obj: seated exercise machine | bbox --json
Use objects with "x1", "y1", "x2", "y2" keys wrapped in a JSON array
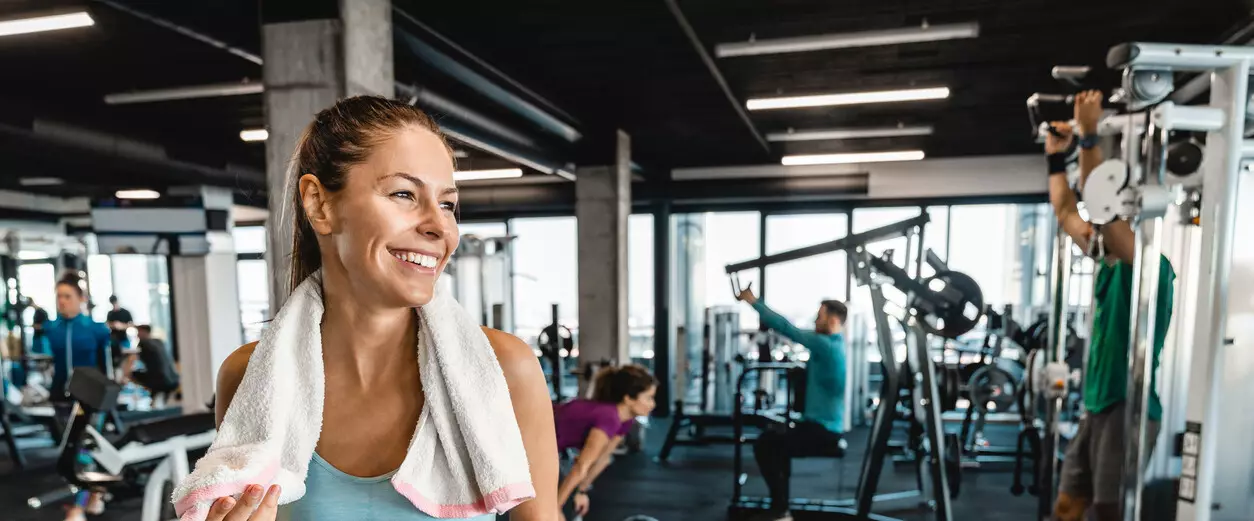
[
  {"x1": 28, "y1": 367, "x2": 215, "y2": 521},
  {"x1": 659, "y1": 306, "x2": 793, "y2": 461},
  {"x1": 724, "y1": 214, "x2": 981, "y2": 521}
]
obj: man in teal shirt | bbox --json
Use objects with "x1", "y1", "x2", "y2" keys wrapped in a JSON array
[
  {"x1": 736, "y1": 284, "x2": 847, "y2": 521},
  {"x1": 1046, "y1": 91, "x2": 1176, "y2": 521}
]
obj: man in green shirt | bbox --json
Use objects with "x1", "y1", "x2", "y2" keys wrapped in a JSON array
[
  {"x1": 735, "y1": 284, "x2": 847, "y2": 521},
  {"x1": 1045, "y1": 90, "x2": 1177, "y2": 521}
]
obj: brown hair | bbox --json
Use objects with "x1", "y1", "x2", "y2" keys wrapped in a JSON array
[
  {"x1": 285, "y1": 95, "x2": 453, "y2": 294},
  {"x1": 591, "y1": 364, "x2": 657, "y2": 404},
  {"x1": 821, "y1": 300, "x2": 848, "y2": 323},
  {"x1": 56, "y1": 273, "x2": 84, "y2": 297}
]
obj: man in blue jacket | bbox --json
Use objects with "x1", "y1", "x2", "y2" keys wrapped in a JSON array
[
  {"x1": 45, "y1": 276, "x2": 112, "y2": 400},
  {"x1": 737, "y1": 284, "x2": 847, "y2": 521}
]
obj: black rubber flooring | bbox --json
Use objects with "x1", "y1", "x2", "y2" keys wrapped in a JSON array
[{"x1": 0, "y1": 418, "x2": 1037, "y2": 521}]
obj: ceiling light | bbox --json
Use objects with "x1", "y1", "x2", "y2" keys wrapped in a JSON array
[
  {"x1": 766, "y1": 125, "x2": 934, "y2": 142},
  {"x1": 17, "y1": 251, "x2": 50, "y2": 260},
  {"x1": 19, "y1": 177, "x2": 65, "y2": 186},
  {"x1": 239, "y1": 129, "x2": 268, "y2": 142},
  {"x1": 717, "y1": 22, "x2": 979, "y2": 58},
  {"x1": 0, "y1": 12, "x2": 94, "y2": 37},
  {"x1": 116, "y1": 189, "x2": 161, "y2": 200},
  {"x1": 747, "y1": 87, "x2": 950, "y2": 111},
  {"x1": 781, "y1": 150, "x2": 926, "y2": 166},
  {"x1": 454, "y1": 168, "x2": 524, "y2": 181}
]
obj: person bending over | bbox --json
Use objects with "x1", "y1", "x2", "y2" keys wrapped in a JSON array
[
  {"x1": 736, "y1": 284, "x2": 848, "y2": 521},
  {"x1": 1046, "y1": 90, "x2": 1176, "y2": 521},
  {"x1": 46, "y1": 275, "x2": 112, "y2": 521},
  {"x1": 209, "y1": 96, "x2": 559, "y2": 521},
  {"x1": 554, "y1": 365, "x2": 656, "y2": 521},
  {"x1": 121, "y1": 325, "x2": 180, "y2": 407}
]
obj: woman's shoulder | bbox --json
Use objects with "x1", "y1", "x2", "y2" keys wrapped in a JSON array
[
  {"x1": 215, "y1": 342, "x2": 257, "y2": 425},
  {"x1": 218, "y1": 342, "x2": 257, "y2": 393},
  {"x1": 480, "y1": 327, "x2": 543, "y2": 384}
]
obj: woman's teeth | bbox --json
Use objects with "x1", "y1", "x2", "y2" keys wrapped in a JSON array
[{"x1": 393, "y1": 251, "x2": 438, "y2": 268}]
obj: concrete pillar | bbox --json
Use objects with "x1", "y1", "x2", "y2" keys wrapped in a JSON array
[
  {"x1": 168, "y1": 187, "x2": 241, "y2": 412},
  {"x1": 576, "y1": 131, "x2": 631, "y2": 394},
  {"x1": 262, "y1": 0, "x2": 393, "y2": 312}
]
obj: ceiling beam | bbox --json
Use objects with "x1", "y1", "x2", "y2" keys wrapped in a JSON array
[
  {"x1": 0, "y1": 188, "x2": 89, "y2": 215},
  {"x1": 395, "y1": 22, "x2": 582, "y2": 143},
  {"x1": 664, "y1": 0, "x2": 771, "y2": 155},
  {"x1": 91, "y1": 0, "x2": 262, "y2": 65}
]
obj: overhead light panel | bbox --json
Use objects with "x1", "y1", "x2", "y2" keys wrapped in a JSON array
[
  {"x1": 717, "y1": 22, "x2": 979, "y2": 58},
  {"x1": 781, "y1": 150, "x2": 925, "y2": 166},
  {"x1": 748, "y1": 87, "x2": 949, "y2": 111},
  {"x1": 0, "y1": 11, "x2": 94, "y2": 37},
  {"x1": 116, "y1": 189, "x2": 161, "y2": 200},
  {"x1": 766, "y1": 125, "x2": 934, "y2": 142},
  {"x1": 239, "y1": 129, "x2": 268, "y2": 142},
  {"x1": 454, "y1": 168, "x2": 524, "y2": 181},
  {"x1": 19, "y1": 177, "x2": 65, "y2": 187}
]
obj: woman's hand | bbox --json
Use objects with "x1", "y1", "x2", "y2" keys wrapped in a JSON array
[
  {"x1": 206, "y1": 484, "x2": 281, "y2": 521},
  {"x1": 573, "y1": 492, "x2": 590, "y2": 516}
]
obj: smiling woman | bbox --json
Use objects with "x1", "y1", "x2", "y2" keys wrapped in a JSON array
[{"x1": 185, "y1": 96, "x2": 559, "y2": 521}]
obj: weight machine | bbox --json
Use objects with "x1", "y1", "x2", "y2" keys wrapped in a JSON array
[
  {"x1": 1029, "y1": 42, "x2": 1254, "y2": 521},
  {"x1": 724, "y1": 214, "x2": 982, "y2": 521},
  {"x1": 445, "y1": 233, "x2": 514, "y2": 331}
]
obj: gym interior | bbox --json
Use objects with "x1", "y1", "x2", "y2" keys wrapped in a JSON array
[{"x1": 1, "y1": 2, "x2": 1253, "y2": 521}]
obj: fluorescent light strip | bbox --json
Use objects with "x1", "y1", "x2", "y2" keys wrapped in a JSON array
[
  {"x1": 717, "y1": 22, "x2": 979, "y2": 58},
  {"x1": 781, "y1": 150, "x2": 925, "y2": 166},
  {"x1": 239, "y1": 129, "x2": 268, "y2": 142},
  {"x1": 116, "y1": 189, "x2": 161, "y2": 200},
  {"x1": 766, "y1": 125, "x2": 934, "y2": 142},
  {"x1": 747, "y1": 87, "x2": 949, "y2": 111},
  {"x1": 19, "y1": 177, "x2": 65, "y2": 187},
  {"x1": 0, "y1": 12, "x2": 94, "y2": 37},
  {"x1": 453, "y1": 168, "x2": 524, "y2": 181}
]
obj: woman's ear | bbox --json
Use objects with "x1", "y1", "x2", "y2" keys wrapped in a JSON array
[{"x1": 298, "y1": 174, "x2": 335, "y2": 235}]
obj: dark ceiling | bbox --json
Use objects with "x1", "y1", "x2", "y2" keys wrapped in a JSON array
[{"x1": 0, "y1": 0, "x2": 1249, "y2": 203}]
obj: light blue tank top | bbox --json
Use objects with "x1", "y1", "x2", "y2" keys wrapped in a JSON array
[{"x1": 277, "y1": 453, "x2": 496, "y2": 521}]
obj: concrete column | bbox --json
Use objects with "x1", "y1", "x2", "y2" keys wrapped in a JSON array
[
  {"x1": 576, "y1": 131, "x2": 631, "y2": 394},
  {"x1": 262, "y1": 0, "x2": 393, "y2": 312},
  {"x1": 169, "y1": 186, "x2": 241, "y2": 412}
]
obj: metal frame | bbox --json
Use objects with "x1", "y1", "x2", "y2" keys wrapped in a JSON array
[
  {"x1": 724, "y1": 214, "x2": 954, "y2": 521},
  {"x1": 1030, "y1": 41, "x2": 1254, "y2": 521}
]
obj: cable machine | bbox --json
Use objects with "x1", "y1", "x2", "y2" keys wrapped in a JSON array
[
  {"x1": 724, "y1": 214, "x2": 984, "y2": 521},
  {"x1": 1028, "y1": 42, "x2": 1254, "y2": 521}
]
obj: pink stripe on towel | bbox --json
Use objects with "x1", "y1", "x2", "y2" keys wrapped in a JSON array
[
  {"x1": 392, "y1": 480, "x2": 536, "y2": 518},
  {"x1": 174, "y1": 458, "x2": 282, "y2": 518}
]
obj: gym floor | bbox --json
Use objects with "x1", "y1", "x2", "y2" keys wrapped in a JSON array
[{"x1": 1, "y1": 419, "x2": 1035, "y2": 521}]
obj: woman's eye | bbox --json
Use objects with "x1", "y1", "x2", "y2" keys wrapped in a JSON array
[
  {"x1": 440, "y1": 201, "x2": 458, "y2": 212},
  {"x1": 391, "y1": 190, "x2": 415, "y2": 201}
]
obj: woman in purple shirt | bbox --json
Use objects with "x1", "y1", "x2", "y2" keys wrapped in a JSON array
[{"x1": 554, "y1": 364, "x2": 656, "y2": 520}]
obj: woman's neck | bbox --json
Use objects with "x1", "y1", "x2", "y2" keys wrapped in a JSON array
[
  {"x1": 616, "y1": 402, "x2": 633, "y2": 423},
  {"x1": 319, "y1": 265, "x2": 418, "y2": 388}
]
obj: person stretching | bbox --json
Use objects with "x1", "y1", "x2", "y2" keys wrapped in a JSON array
[
  {"x1": 554, "y1": 364, "x2": 657, "y2": 521},
  {"x1": 736, "y1": 284, "x2": 848, "y2": 521}
]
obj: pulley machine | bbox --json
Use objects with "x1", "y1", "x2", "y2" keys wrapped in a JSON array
[{"x1": 724, "y1": 214, "x2": 984, "y2": 521}]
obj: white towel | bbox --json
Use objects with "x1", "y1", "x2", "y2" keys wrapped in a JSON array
[{"x1": 171, "y1": 270, "x2": 535, "y2": 520}]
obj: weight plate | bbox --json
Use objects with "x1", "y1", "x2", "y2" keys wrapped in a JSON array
[
  {"x1": 912, "y1": 270, "x2": 985, "y2": 339},
  {"x1": 537, "y1": 324, "x2": 574, "y2": 354},
  {"x1": 968, "y1": 366, "x2": 1018, "y2": 413}
]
